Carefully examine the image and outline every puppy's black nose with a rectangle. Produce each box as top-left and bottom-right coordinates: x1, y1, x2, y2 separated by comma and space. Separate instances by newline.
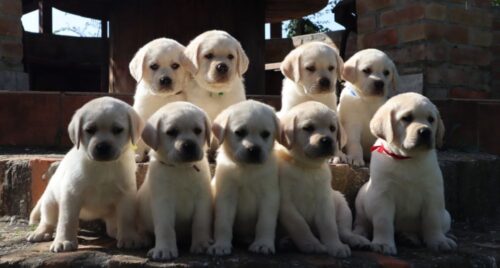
159, 76, 172, 86
181, 140, 196, 153
319, 77, 331, 88
418, 128, 431, 140
319, 136, 333, 147
216, 63, 228, 74
374, 80, 385, 90
246, 145, 262, 163
96, 142, 111, 155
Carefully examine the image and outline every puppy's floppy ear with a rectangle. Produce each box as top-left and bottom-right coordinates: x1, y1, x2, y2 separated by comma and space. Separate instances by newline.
179, 51, 197, 75
212, 110, 230, 147
336, 117, 347, 149
129, 45, 146, 82
127, 107, 145, 145
184, 38, 201, 75
68, 110, 83, 149
370, 104, 397, 144
389, 59, 399, 92
141, 118, 161, 151
335, 53, 344, 82
436, 112, 445, 148
279, 114, 296, 150
236, 41, 249, 76
281, 49, 301, 83
342, 56, 357, 83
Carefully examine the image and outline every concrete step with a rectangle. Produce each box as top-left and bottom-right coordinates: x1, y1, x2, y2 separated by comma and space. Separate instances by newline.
0, 151, 499, 223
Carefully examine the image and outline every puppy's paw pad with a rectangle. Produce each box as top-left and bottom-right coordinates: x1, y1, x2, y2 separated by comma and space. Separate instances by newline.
147, 246, 178, 261
326, 243, 351, 258
207, 242, 232, 256
190, 240, 211, 254
300, 242, 327, 254
27, 231, 53, 242
426, 237, 457, 252
371, 242, 397, 255
50, 240, 78, 252
249, 240, 275, 255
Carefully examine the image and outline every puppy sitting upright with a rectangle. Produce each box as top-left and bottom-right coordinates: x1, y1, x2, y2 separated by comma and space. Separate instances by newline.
354, 93, 456, 255
137, 102, 213, 261
130, 38, 195, 162
279, 41, 344, 113
208, 100, 280, 256
27, 97, 145, 252
277, 101, 370, 258
184, 30, 249, 121
337, 49, 399, 166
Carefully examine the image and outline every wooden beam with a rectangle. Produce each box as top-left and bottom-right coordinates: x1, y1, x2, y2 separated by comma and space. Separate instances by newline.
38, 0, 52, 34
270, 22, 281, 38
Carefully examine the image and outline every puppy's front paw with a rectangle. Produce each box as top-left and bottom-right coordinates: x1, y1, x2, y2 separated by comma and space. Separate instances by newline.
190, 240, 211, 254
249, 240, 275, 255
348, 156, 365, 167
326, 242, 351, 258
147, 246, 179, 261
298, 241, 327, 254
207, 242, 232, 256
371, 242, 397, 255
50, 240, 78, 252
344, 233, 371, 249
27, 230, 53, 242
331, 151, 348, 164
426, 236, 457, 252
117, 233, 144, 249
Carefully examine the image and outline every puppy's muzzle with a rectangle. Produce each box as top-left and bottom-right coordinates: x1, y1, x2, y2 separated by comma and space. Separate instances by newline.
216, 63, 228, 75
92, 142, 116, 161
243, 145, 263, 164
178, 140, 202, 162
159, 76, 172, 88
416, 127, 432, 148
308, 136, 335, 158
372, 80, 385, 95
319, 77, 331, 90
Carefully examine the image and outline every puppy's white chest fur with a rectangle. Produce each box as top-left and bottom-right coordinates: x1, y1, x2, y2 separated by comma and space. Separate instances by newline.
280, 78, 337, 113
133, 83, 185, 120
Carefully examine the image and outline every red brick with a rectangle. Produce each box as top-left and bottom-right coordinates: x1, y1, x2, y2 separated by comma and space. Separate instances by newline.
447, 7, 492, 28
386, 43, 426, 64
399, 23, 426, 43
359, 28, 398, 48
469, 29, 493, 47
0, 17, 21, 38
446, 67, 488, 86
444, 25, 469, 44
30, 158, 61, 210
0, 0, 22, 16
0, 41, 22, 60
425, 66, 446, 84
426, 43, 448, 61
425, 3, 447, 20
449, 87, 490, 99
470, 0, 492, 8
380, 3, 425, 27
357, 0, 395, 15
357, 15, 376, 34
450, 46, 491, 66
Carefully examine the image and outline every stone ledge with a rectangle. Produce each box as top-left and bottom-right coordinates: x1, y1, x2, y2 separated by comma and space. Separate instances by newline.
0, 218, 498, 268
0, 151, 499, 223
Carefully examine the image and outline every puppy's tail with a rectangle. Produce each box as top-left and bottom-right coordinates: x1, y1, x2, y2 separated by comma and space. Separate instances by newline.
29, 200, 41, 225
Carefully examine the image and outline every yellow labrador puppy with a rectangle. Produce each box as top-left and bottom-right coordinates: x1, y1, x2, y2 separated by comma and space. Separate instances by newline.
137, 102, 212, 261
130, 38, 195, 162
27, 97, 145, 252
354, 93, 456, 255
336, 49, 399, 166
208, 100, 280, 256
184, 30, 249, 121
279, 41, 344, 113
277, 101, 370, 258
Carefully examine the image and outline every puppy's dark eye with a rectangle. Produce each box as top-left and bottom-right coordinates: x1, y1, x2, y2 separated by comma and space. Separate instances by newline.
329, 125, 336, 132
402, 114, 413, 123
228, 54, 234, 60
166, 128, 179, 137
112, 126, 124, 135
85, 126, 97, 135
204, 53, 214, 60
171, 63, 180, 70
261, 130, 270, 139
302, 125, 315, 132
383, 70, 390, 76
305, 66, 316, 72
193, 127, 202, 135
428, 116, 435, 123
362, 68, 372, 75
235, 129, 247, 138
150, 63, 159, 71
328, 65, 335, 71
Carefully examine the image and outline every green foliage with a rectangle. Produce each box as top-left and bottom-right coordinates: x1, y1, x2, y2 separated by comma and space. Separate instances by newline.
493, 0, 500, 6
284, 0, 339, 37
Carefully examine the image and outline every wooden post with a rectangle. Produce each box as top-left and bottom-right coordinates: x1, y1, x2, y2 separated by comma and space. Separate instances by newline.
270, 22, 281, 38
100, 18, 109, 92
38, 0, 52, 34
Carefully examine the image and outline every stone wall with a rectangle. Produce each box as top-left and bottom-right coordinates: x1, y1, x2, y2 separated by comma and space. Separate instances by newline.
0, 0, 28, 91
356, 0, 497, 99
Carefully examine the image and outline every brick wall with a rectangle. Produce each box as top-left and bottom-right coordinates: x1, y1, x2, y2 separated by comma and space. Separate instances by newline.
356, 0, 497, 99
0, 0, 28, 90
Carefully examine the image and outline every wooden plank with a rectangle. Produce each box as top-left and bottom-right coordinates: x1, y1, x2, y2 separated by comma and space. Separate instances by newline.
38, 0, 52, 34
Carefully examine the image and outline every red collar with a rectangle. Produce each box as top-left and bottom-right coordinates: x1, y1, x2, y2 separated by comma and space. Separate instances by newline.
371, 144, 411, 160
